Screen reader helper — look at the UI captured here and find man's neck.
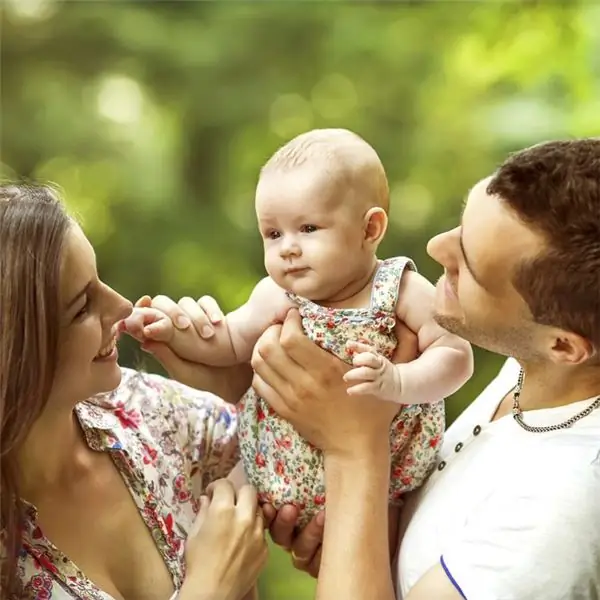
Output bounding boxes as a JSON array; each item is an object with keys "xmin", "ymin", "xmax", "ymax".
[{"xmin": 517, "ymin": 361, "xmax": 600, "ymax": 411}]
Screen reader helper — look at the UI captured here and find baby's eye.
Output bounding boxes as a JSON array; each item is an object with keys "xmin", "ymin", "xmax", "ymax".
[
  {"xmin": 266, "ymin": 230, "xmax": 281, "ymax": 240},
  {"xmin": 301, "ymin": 224, "xmax": 319, "ymax": 234}
]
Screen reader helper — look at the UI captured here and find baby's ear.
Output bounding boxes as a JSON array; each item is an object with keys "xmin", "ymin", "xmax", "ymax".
[{"xmin": 363, "ymin": 207, "xmax": 388, "ymax": 246}]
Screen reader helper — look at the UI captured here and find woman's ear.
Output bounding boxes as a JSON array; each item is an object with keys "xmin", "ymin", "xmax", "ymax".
[{"xmin": 363, "ymin": 207, "xmax": 388, "ymax": 247}]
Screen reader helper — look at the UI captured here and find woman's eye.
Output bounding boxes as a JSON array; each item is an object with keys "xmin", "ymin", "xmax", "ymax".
[
  {"xmin": 74, "ymin": 300, "xmax": 89, "ymax": 320},
  {"xmin": 301, "ymin": 224, "xmax": 318, "ymax": 233}
]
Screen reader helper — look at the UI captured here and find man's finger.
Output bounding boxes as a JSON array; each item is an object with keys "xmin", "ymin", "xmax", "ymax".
[
  {"xmin": 251, "ymin": 373, "xmax": 292, "ymax": 421},
  {"xmin": 307, "ymin": 545, "xmax": 322, "ymax": 579},
  {"xmin": 261, "ymin": 504, "xmax": 277, "ymax": 529},
  {"xmin": 290, "ymin": 511, "xmax": 324, "ymax": 568},
  {"xmin": 268, "ymin": 504, "xmax": 299, "ymax": 549},
  {"xmin": 251, "ymin": 334, "xmax": 295, "ymax": 399}
]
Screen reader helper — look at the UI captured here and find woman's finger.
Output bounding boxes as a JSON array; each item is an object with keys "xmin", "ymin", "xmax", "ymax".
[
  {"xmin": 178, "ymin": 296, "xmax": 215, "ymax": 338},
  {"xmin": 189, "ymin": 495, "xmax": 209, "ymax": 538},
  {"xmin": 197, "ymin": 295, "xmax": 224, "ymax": 324},
  {"xmin": 144, "ymin": 318, "xmax": 174, "ymax": 342},
  {"xmin": 343, "ymin": 366, "xmax": 377, "ymax": 383},
  {"xmin": 206, "ymin": 479, "xmax": 237, "ymax": 508},
  {"xmin": 150, "ymin": 295, "xmax": 192, "ymax": 330},
  {"xmin": 235, "ymin": 484, "xmax": 259, "ymax": 523}
]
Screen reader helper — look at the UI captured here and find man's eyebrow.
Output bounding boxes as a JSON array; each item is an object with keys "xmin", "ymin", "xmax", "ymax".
[{"xmin": 65, "ymin": 281, "xmax": 91, "ymax": 310}]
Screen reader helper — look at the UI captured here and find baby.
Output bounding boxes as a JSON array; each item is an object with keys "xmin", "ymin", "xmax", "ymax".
[{"xmin": 126, "ymin": 129, "xmax": 473, "ymax": 526}]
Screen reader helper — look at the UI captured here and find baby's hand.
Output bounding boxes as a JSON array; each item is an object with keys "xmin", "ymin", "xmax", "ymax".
[
  {"xmin": 343, "ymin": 341, "xmax": 402, "ymax": 403},
  {"xmin": 120, "ymin": 306, "xmax": 175, "ymax": 344}
]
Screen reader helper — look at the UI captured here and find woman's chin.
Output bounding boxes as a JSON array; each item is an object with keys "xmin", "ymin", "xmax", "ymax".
[{"xmin": 90, "ymin": 358, "xmax": 123, "ymax": 395}]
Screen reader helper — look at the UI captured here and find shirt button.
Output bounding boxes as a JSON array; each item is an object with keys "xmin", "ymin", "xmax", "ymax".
[
  {"xmin": 437, "ymin": 460, "xmax": 447, "ymax": 471},
  {"xmin": 454, "ymin": 442, "xmax": 463, "ymax": 453},
  {"xmin": 473, "ymin": 425, "xmax": 482, "ymax": 436}
]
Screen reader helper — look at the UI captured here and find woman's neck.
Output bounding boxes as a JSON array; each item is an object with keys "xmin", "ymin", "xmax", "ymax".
[{"xmin": 18, "ymin": 407, "xmax": 91, "ymax": 498}]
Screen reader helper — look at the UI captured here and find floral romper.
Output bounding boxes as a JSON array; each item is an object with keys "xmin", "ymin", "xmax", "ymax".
[{"xmin": 238, "ymin": 256, "xmax": 446, "ymax": 526}]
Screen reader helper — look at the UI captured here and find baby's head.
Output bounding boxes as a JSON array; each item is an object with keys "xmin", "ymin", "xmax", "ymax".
[{"xmin": 256, "ymin": 128, "xmax": 389, "ymax": 302}]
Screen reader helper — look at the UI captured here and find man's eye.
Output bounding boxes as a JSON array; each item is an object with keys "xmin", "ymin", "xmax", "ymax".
[{"xmin": 301, "ymin": 225, "xmax": 318, "ymax": 233}]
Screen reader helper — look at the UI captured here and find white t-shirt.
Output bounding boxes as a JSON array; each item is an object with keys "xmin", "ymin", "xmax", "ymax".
[{"xmin": 396, "ymin": 358, "xmax": 600, "ymax": 600}]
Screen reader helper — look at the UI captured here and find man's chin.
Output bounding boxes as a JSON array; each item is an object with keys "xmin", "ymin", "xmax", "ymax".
[{"xmin": 433, "ymin": 312, "xmax": 466, "ymax": 336}]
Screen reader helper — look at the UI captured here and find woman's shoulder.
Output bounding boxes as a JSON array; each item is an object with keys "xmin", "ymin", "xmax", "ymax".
[{"xmin": 82, "ymin": 366, "xmax": 237, "ymax": 432}]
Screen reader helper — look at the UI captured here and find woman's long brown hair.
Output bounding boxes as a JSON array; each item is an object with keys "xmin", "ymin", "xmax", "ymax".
[{"xmin": 0, "ymin": 184, "xmax": 70, "ymax": 597}]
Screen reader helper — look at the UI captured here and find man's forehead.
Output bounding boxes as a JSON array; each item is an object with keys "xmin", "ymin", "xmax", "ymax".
[{"xmin": 462, "ymin": 175, "xmax": 543, "ymax": 289}]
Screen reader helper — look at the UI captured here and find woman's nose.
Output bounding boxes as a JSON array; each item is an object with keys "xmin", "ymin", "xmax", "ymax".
[{"xmin": 108, "ymin": 288, "xmax": 133, "ymax": 323}]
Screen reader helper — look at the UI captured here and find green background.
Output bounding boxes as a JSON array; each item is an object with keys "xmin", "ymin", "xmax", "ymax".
[{"xmin": 2, "ymin": 1, "xmax": 599, "ymax": 597}]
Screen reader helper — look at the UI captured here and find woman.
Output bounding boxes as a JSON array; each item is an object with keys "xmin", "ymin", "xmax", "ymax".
[{"xmin": 0, "ymin": 183, "xmax": 266, "ymax": 600}]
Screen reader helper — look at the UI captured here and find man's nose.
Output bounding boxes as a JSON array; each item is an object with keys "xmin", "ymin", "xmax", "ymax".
[{"xmin": 426, "ymin": 227, "xmax": 460, "ymax": 270}]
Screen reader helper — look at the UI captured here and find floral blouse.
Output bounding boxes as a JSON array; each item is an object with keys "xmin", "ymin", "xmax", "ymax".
[{"xmin": 16, "ymin": 368, "xmax": 239, "ymax": 599}]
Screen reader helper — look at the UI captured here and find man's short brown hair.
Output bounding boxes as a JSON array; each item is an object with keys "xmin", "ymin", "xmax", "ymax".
[{"xmin": 487, "ymin": 139, "xmax": 600, "ymax": 349}]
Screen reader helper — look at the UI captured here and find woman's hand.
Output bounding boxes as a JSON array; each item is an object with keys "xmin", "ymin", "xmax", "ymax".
[
  {"xmin": 251, "ymin": 309, "xmax": 415, "ymax": 457},
  {"xmin": 130, "ymin": 295, "xmax": 252, "ymax": 402},
  {"xmin": 183, "ymin": 480, "xmax": 268, "ymax": 600}
]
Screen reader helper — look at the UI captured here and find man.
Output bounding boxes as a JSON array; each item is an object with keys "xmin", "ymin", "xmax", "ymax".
[
  {"xmin": 145, "ymin": 139, "xmax": 600, "ymax": 599},
  {"xmin": 257, "ymin": 138, "xmax": 600, "ymax": 599}
]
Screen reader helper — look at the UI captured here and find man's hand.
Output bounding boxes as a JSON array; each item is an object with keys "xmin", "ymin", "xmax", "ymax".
[{"xmin": 262, "ymin": 504, "xmax": 325, "ymax": 579}]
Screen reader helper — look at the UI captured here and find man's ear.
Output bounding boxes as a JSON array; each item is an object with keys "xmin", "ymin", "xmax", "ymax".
[
  {"xmin": 547, "ymin": 329, "xmax": 595, "ymax": 365},
  {"xmin": 363, "ymin": 207, "xmax": 388, "ymax": 247}
]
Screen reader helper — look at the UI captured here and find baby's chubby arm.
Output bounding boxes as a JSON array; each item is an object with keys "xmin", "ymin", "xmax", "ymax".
[
  {"xmin": 344, "ymin": 271, "xmax": 473, "ymax": 404},
  {"xmin": 393, "ymin": 271, "xmax": 473, "ymax": 403},
  {"xmin": 122, "ymin": 278, "xmax": 294, "ymax": 367}
]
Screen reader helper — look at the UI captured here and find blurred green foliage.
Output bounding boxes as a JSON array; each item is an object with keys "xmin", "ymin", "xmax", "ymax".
[{"xmin": 2, "ymin": 0, "xmax": 599, "ymax": 597}]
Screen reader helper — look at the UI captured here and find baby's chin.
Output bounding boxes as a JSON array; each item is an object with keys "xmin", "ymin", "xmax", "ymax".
[{"xmin": 271, "ymin": 271, "xmax": 323, "ymax": 301}]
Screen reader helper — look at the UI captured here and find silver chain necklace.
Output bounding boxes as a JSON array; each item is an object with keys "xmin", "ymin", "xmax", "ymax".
[{"xmin": 512, "ymin": 367, "xmax": 600, "ymax": 433}]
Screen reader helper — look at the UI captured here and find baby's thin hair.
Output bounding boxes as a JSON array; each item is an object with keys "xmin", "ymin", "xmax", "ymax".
[{"xmin": 261, "ymin": 128, "xmax": 390, "ymax": 212}]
